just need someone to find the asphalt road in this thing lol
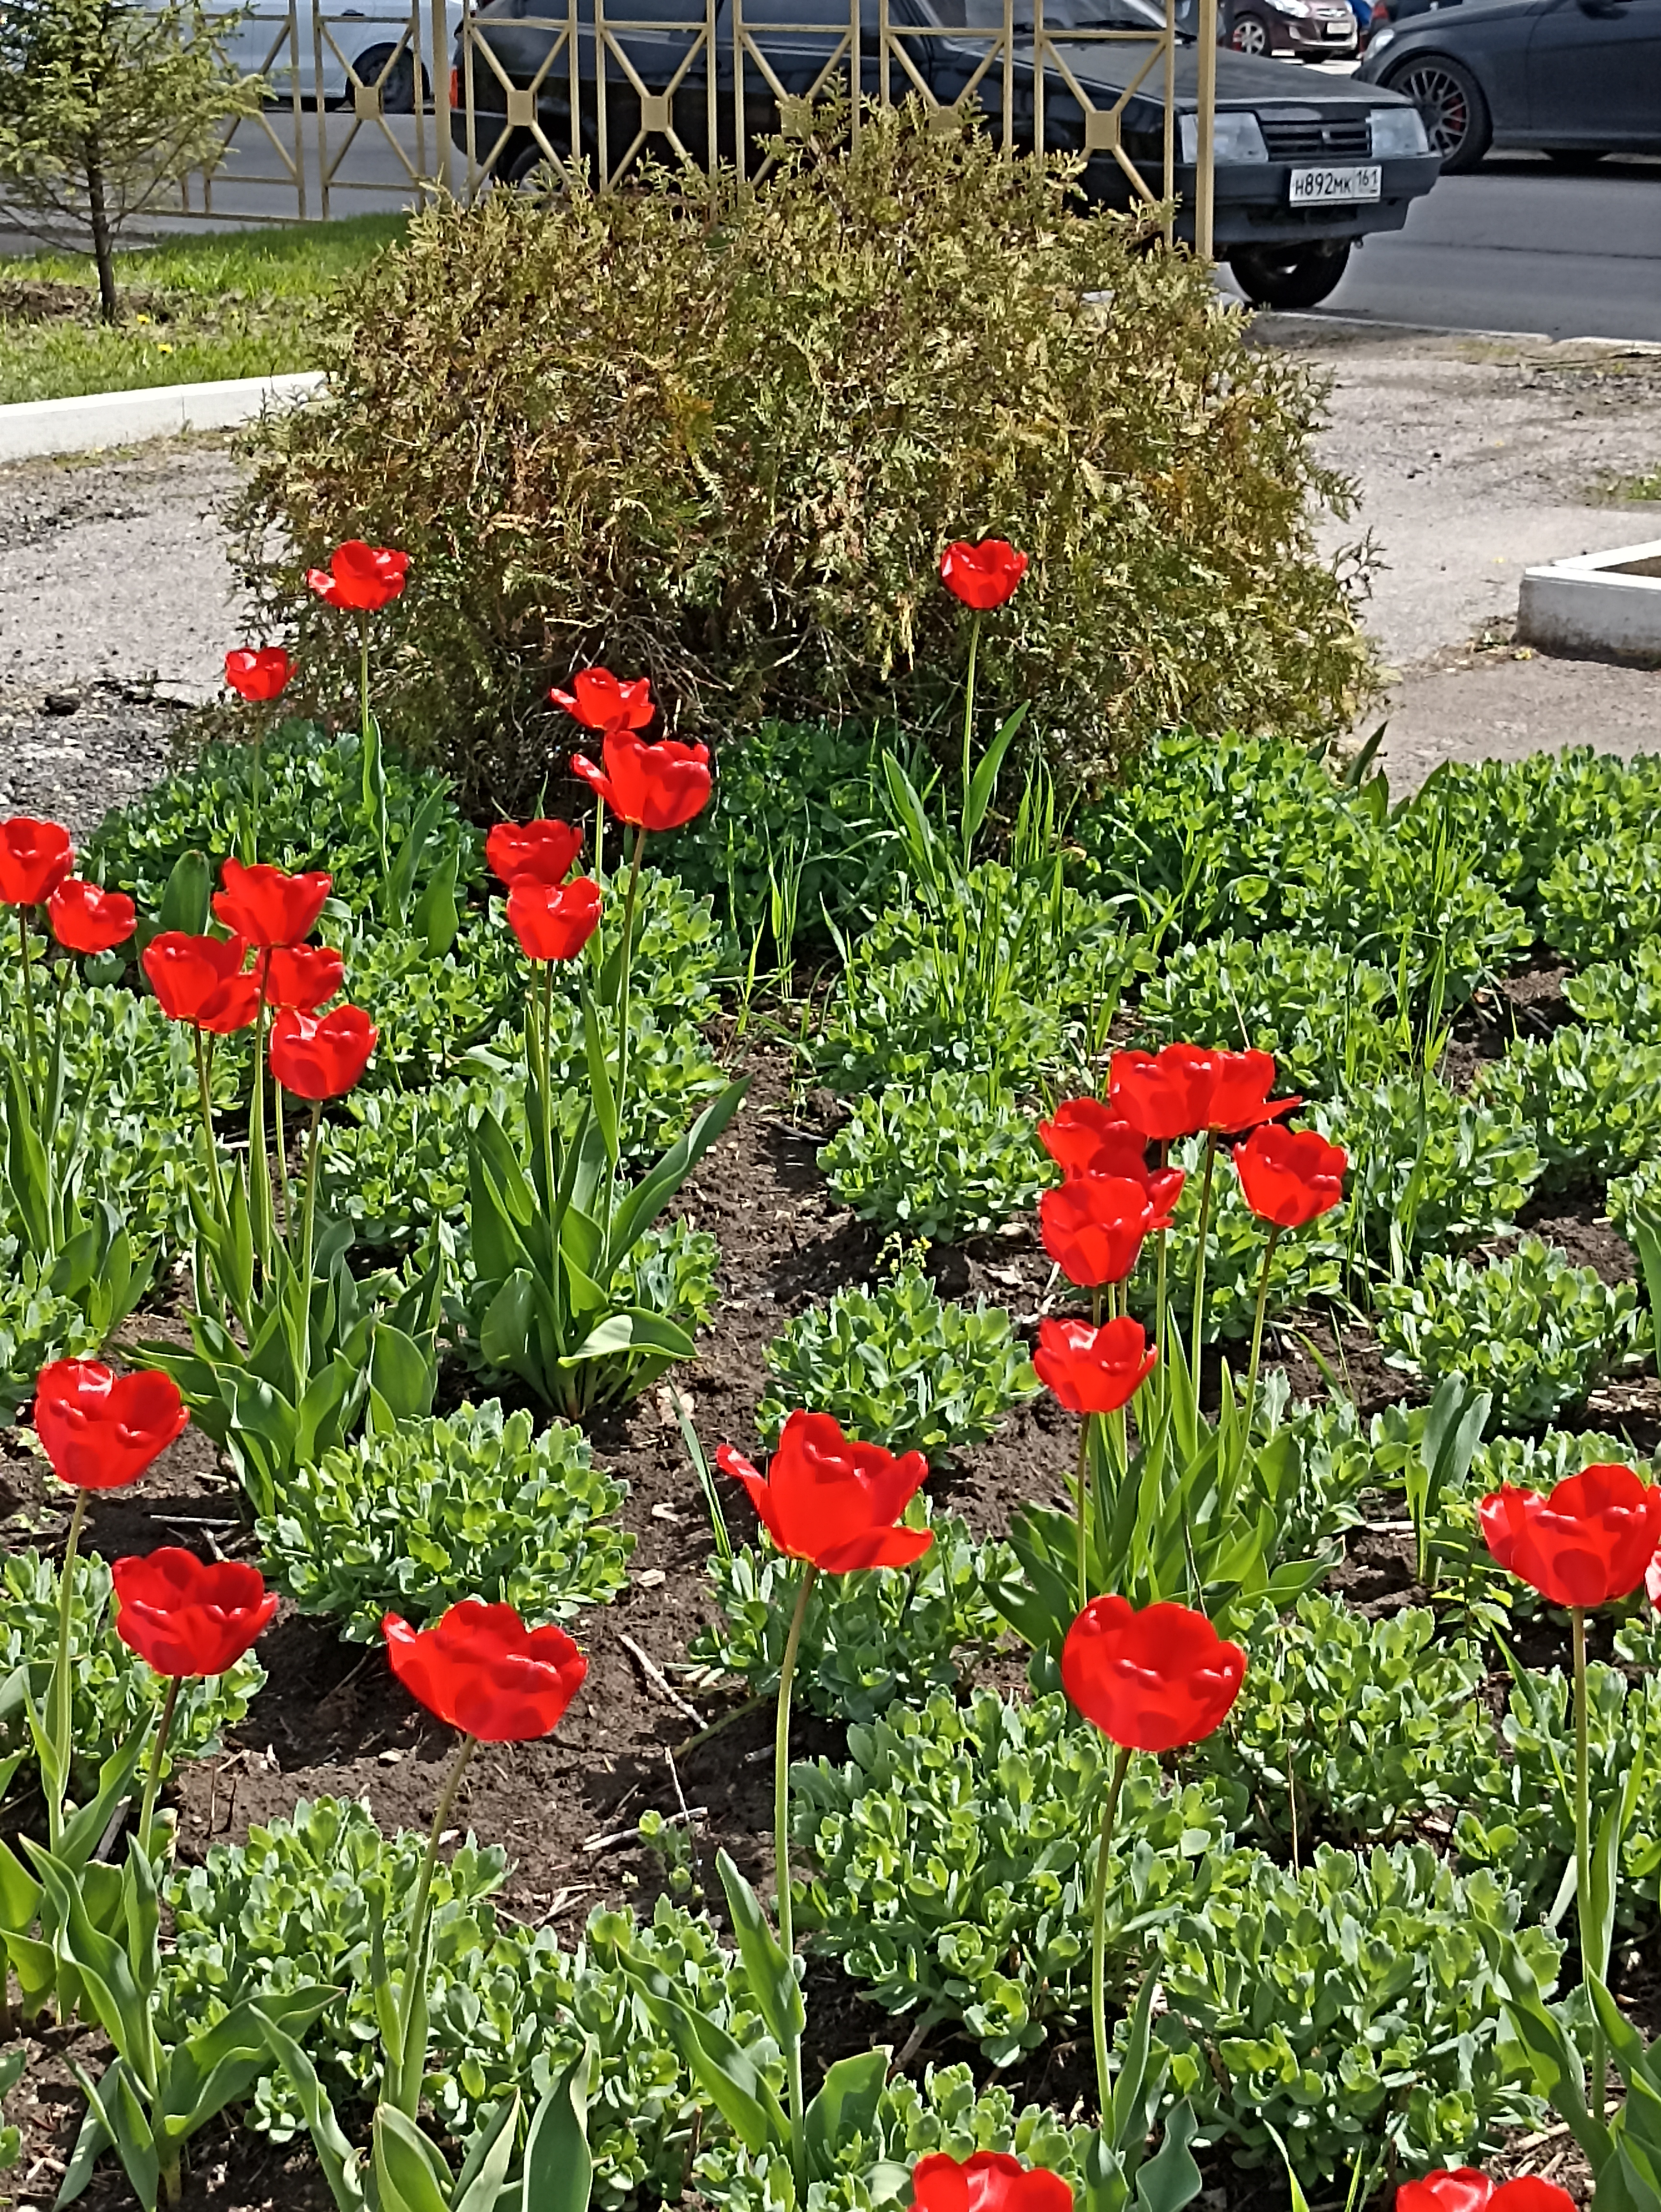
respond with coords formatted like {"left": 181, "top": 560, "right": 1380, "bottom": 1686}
{"left": 1218, "top": 152, "right": 1661, "bottom": 342}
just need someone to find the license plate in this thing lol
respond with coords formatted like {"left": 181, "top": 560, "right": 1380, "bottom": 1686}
{"left": 1289, "top": 163, "right": 1382, "bottom": 202}
{"left": 1324, "top": 19, "right": 1352, "bottom": 32}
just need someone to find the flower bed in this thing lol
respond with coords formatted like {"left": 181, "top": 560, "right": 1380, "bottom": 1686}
{"left": 2, "top": 521, "right": 1661, "bottom": 2212}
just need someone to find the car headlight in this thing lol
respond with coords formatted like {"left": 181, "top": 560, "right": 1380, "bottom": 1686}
{"left": 1180, "top": 111, "right": 1271, "bottom": 162}
{"left": 1366, "top": 22, "right": 1398, "bottom": 51}
{"left": 1369, "top": 100, "right": 1429, "bottom": 153}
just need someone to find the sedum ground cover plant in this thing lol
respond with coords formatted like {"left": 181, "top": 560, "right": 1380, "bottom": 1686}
{"left": 6, "top": 200, "right": 1661, "bottom": 2212}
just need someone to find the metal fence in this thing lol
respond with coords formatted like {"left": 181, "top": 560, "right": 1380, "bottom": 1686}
{"left": 51, "top": 0, "right": 1186, "bottom": 233}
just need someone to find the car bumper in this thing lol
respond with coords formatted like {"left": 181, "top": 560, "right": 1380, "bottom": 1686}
{"left": 1083, "top": 153, "right": 1439, "bottom": 241}
{"left": 1280, "top": 16, "right": 1361, "bottom": 53}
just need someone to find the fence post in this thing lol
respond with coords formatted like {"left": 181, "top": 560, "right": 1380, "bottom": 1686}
{"left": 1194, "top": 0, "right": 1217, "bottom": 257}
{"left": 431, "top": 0, "right": 454, "bottom": 191}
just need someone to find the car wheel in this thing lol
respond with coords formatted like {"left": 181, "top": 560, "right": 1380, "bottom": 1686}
{"left": 1229, "top": 10, "right": 1273, "bottom": 52}
{"left": 1383, "top": 53, "right": 1491, "bottom": 171}
{"left": 1227, "top": 239, "right": 1352, "bottom": 310}
{"left": 1543, "top": 147, "right": 1607, "bottom": 169}
{"left": 351, "top": 43, "right": 421, "bottom": 111}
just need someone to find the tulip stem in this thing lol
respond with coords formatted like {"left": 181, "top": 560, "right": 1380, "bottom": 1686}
{"left": 193, "top": 1029, "right": 228, "bottom": 1238}
{"left": 136, "top": 1674, "right": 182, "bottom": 1859}
{"left": 17, "top": 906, "right": 42, "bottom": 1110}
{"left": 1091, "top": 1742, "right": 1134, "bottom": 2126}
{"left": 398, "top": 1731, "right": 478, "bottom": 2113}
{"left": 273, "top": 1078, "right": 290, "bottom": 1247}
{"left": 775, "top": 1562, "right": 815, "bottom": 2190}
{"left": 1188, "top": 1135, "right": 1218, "bottom": 1394}
{"left": 48, "top": 1487, "right": 89, "bottom": 1844}
{"left": 298, "top": 1102, "right": 323, "bottom": 1393}
{"left": 1572, "top": 1607, "right": 1606, "bottom": 2125}
{"left": 1242, "top": 1226, "right": 1281, "bottom": 1446}
{"left": 613, "top": 828, "right": 646, "bottom": 1155}
{"left": 249, "top": 984, "right": 273, "bottom": 1286}
{"left": 960, "top": 610, "right": 982, "bottom": 871}
{"left": 1074, "top": 1415, "right": 1093, "bottom": 1613}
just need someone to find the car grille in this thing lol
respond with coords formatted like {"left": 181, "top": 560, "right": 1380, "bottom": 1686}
{"left": 1259, "top": 117, "right": 1373, "bottom": 161}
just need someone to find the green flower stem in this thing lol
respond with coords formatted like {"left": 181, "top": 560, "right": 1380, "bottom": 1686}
{"left": 192, "top": 1029, "right": 228, "bottom": 1235}
{"left": 614, "top": 827, "right": 647, "bottom": 1148}
{"left": 1090, "top": 1742, "right": 1134, "bottom": 2124}
{"left": 1074, "top": 1414, "right": 1093, "bottom": 1612}
{"left": 298, "top": 1103, "right": 323, "bottom": 1393}
{"left": 775, "top": 1562, "right": 816, "bottom": 2190}
{"left": 960, "top": 609, "right": 982, "bottom": 868}
{"left": 136, "top": 1674, "right": 182, "bottom": 1858}
{"left": 48, "top": 1487, "right": 90, "bottom": 1844}
{"left": 1154, "top": 1225, "right": 1169, "bottom": 1371}
{"left": 1573, "top": 1606, "right": 1606, "bottom": 2124}
{"left": 249, "top": 984, "right": 274, "bottom": 1283}
{"left": 529, "top": 966, "right": 569, "bottom": 1344}
{"left": 1188, "top": 1134, "right": 1218, "bottom": 1389}
{"left": 249, "top": 726, "right": 263, "bottom": 865}
{"left": 17, "top": 906, "right": 42, "bottom": 1109}
{"left": 1242, "top": 1224, "right": 1282, "bottom": 1441}
{"left": 397, "top": 1731, "right": 478, "bottom": 2113}
{"left": 273, "top": 1079, "right": 291, "bottom": 1247}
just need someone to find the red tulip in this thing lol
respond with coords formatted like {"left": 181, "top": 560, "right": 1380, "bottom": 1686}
{"left": 268, "top": 1005, "right": 377, "bottom": 1100}
{"left": 1110, "top": 1046, "right": 1298, "bottom": 1145}
{"left": 1397, "top": 2175, "right": 1575, "bottom": 2212}
{"left": 549, "top": 667, "right": 655, "bottom": 735}
{"left": 1037, "top": 1099, "right": 1185, "bottom": 1223}
{"left": 485, "top": 818, "right": 583, "bottom": 887}
{"left": 1480, "top": 1464, "right": 1661, "bottom": 1611}
{"left": 144, "top": 930, "right": 259, "bottom": 1033}
{"left": 1233, "top": 1124, "right": 1347, "bottom": 1229}
{"left": 0, "top": 817, "right": 74, "bottom": 907}
{"left": 32, "top": 1360, "right": 188, "bottom": 1492}
{"left": 262, "top": 943, "right": 344, "bottom": 1013}
{"left": 1034, "top": 1316, "right": 1157, "bottom": 1416}
{"left": 911, "top": 2152, "right": 1073, "bottom": 2212}
{"left": 383, "top": 1600, "right": 587, "bottom": 1743}
{"left": 572, "top": 729, "right": 712, "bottom": 834}
{"left": 1039, "top": 1175, "right": 1153, "bottom": 1289}
{"left": 507, "top": 876, "right": 602, "bottom": 963}
{"left": 1062, "top": 1594, "right": 1245, "bottom": 1753}
{"left": 48, "top": 878, "right": 135, "bottom": 955}
{"left": 716, "top": 1411, "right": 933, "bottom": 1574}
{"left": 304, "top": 541, "right": 410, "bottom": 612}
{"left": 224, "top": 647, "right": 296, "bottom": 703}
{"left": 939, "top": 539, "right": 1029, "bottom": 612}
{"left": 112, "top": 1549, "right": 277, "bottom": 1677}
{"left": 212, "top": 857, "right": 332, "bottom": 951}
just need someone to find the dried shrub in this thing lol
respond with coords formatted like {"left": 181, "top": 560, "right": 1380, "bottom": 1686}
{"left": 231, "top": 104, "right": 1373, "bottom": 811}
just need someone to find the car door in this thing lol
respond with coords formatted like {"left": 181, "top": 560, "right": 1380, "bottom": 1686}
{"left": 1526, "top": 0, "right": 1661, "bottom": 143}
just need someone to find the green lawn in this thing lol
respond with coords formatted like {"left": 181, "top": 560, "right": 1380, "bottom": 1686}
{"left": 0, "top": 214, "right": 406, "bottom": 405}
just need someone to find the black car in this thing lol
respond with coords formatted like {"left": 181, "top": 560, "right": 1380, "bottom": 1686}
{"left": 450, "top": 0, "right": 1440, "bottom": 306}
{"left": 1358, "top": 0, "right": 1661, "bottom": 168}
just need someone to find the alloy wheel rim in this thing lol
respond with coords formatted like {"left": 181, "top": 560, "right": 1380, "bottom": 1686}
{"left": 1398, "top": 62, "right": 1470, "bottom": 154}
{"left": 1233, "top": 16, "right": 1269, "bottom": 49}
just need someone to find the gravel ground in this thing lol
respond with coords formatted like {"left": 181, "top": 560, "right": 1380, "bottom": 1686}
{"left": 0, "top": 438, "right": 244, "bottom": 837}
{"left": 1262, "top": 315, "right": 1661, "bottom": 785}
{"left": 2, "top": 326, "right": 1660, "bottom": 834}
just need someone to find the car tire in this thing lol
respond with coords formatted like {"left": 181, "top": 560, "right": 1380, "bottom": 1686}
{"left": 1382, "top": 52, "right": 1491, "bottom": 171}
{"left": 1229, "top": 9, "right": 1273, "bottom": 52}
{"left": 1227, "top": 239, "right": 1352, "bottom": 309}
{"left": 353, "top": 42, "right": 421, "bottom": 112}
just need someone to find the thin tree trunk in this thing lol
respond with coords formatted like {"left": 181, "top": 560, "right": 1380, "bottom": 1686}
{"left": 84, "top": 141, "right": 119, "bottom": 323}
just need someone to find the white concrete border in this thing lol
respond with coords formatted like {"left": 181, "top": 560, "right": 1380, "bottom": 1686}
{"left": 0, "top": 369, "right": 324, "bottom": 464}
{"left": 1518, "top": 539, "right": 1661, "bottom": 668}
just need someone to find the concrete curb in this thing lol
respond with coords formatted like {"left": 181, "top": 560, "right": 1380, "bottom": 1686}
{"left": 0, "top": 369, "right": 325, "bottom": 464}
{"left": 1518, "top": 539, "right": 1661, "bottom": 668}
